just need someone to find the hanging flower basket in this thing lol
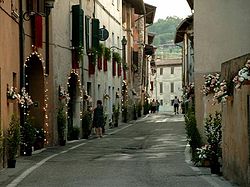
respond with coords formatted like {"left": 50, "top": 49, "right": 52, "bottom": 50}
{"left": 202, "top": 73, "right": 221, "bottom": 95}
{"left": 213, "top": 80, "right": 228, "bottom": 104}
{"left": 103, "top": 58, "right": 108, "bottom": 71}
{"left": 233, "top": 59, "right": 250, "bottom": 89}
{"left": 7, "top": 86, "right": 18, "bottom": 101}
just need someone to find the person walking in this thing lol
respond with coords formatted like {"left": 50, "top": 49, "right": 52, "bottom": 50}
{"left": 173, "top": 96, "right": 180, "bottom": 115}
{"left": 151, "top": 99, "right": 156, "bottom": 113}
{"left": 156, "top": 100, "right": 160, "bottom": 113}
{"left": 92, "top": 100, "right": 104, "bottom": 138}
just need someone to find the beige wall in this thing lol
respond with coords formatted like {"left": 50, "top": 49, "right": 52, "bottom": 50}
{"left": 221, "top": 54, "right": 250, "bottom": 186}
{"left": 194, "top": 1, "right": 250, "bottom": 183}
{"left": 194, "top": 0, "right": 250, "bottom": 138}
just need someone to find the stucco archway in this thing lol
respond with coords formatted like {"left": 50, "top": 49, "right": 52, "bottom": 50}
{"left": 25, "top": 49, "right": 46, "bottom": 150}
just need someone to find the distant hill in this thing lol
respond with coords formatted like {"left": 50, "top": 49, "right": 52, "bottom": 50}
{"left": 148, "top": 16, "right": 183, "bottom": 59}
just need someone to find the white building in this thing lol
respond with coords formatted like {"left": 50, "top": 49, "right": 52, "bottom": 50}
{"left": 150, "top": 59, "right": 182, "bottom": 112}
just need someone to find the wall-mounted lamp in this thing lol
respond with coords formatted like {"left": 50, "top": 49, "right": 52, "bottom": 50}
{"left": 45, "top": 0, "right": 55, "bottom": 9}
{"left": 121, "top": 36, "right": 127, "bottom": 46}
{"left": 23, "top": 0, "right": 55, "bottom": 21}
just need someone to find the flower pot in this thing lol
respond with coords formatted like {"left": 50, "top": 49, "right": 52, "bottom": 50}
{"left": 210, "top": 162, "right": 220, "bottom": 174}
{"left": 243, "top": 80, "right": 250, "bottom": 85}
{"left": 59, "top": 139, "right": 66, "bottom": 146}
{"left": 7, "top": 159, "right": 16, "bottom": 168}
{"left": 202, "top": 159, "right": 210, "bottom": 167}
{"left": 7, "top": 98, "right": 16, "bottom": 103}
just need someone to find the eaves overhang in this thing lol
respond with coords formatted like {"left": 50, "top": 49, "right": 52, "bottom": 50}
{"left": 123, "top": 0, "right": 145, "bottom": 15}
{"left": 187, "top": 0, "right": 193, "bottom": 10}
{"left": 174, "top": 15, "right": 193, "bottom": 44}
{"left": 145, "top": 3, "right": 156, "bottom": 24}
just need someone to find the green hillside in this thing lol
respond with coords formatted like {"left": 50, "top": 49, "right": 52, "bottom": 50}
{"left": 148, "top": 16, "right": 183, "bottom": 59}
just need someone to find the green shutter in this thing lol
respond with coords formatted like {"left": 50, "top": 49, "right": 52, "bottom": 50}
{"left": 72, "top": 5, "right": 84, "bottom": 48}
{"left": 92, "top": 18, "right": 100, "bottom": 49}
{"left": 85, "top": 16, "right": 90, "bottom": 50}
{"left": 79, "top": 9, "right": 84, "bottom": 47}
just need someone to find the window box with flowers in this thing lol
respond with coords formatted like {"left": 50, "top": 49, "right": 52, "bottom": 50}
{"left": 202, "top": 73, "right": 221, "bottom": 96}
{"left": 112, "top": 52, "right": 121, "bottom": 76}
{"left": 17, "top": 87, "right": 33, "bottom": 108}
{"left": 183, "top": 82, "right": 195, "bottom": 99}
{"left": 7, "top": 85, "right": 18, "bottom": 103}
{"left": 213, "top": 80, "right": 228, "bottom": 104}
{"left": 58, "top": 86, "right": 69, "bottom": 102}
{"left": 103, "top": 47, "right": 111, "bottom": 72}
{"left": 233, "top": 59, "right": 250, "bottom": 89}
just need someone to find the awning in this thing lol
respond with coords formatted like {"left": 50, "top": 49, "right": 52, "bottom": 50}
{"left": 145, "top": 3, "right": 156, "bottom": 24}
{"left": 174, "top": 15, "right": 193, "bottom": 43}
{"left": 123, "top": 0, "right": 145, "bottom": 15}
{"left": 186, "top": 0, "right": 193, "bottom": 10}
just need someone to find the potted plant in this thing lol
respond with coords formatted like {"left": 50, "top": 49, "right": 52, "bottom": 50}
{"left": 204, "top": 112, "right": 222, "bottom": 174}
{"left": 137, "top": 102, "right": 142, "bottom": 118}
{"left": 34, "top": 127, "right": 45, "bottom": 150}
{"left": 57, "top": 103, "right": 67, "bottom": 146}
{"left": 20, "top": 116, "right": 36, "bottom": 156}
{"left": 112, "top": 104, "right": 120, "bottom": 127}
{"left": 82, "top": 108, "right": 92, "bottom": 139}
{"left": 6, "top": 114, "right": 21, "bottom": 168}
{"left": 113, "top": 52, "right": 121, "bottom": 64}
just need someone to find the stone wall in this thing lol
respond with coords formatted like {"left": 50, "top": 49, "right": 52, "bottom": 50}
{"left": 221, "top": 54, "right": 250, "bottom": 186}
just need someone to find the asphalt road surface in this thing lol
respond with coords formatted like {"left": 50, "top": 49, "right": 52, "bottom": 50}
{"left": 2, "top": 112, "right": 234, "bottom": 187}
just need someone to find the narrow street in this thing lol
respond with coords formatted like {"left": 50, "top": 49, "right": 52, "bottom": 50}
{"left": 1, "top": 113, "right": 233, "bottom": 187}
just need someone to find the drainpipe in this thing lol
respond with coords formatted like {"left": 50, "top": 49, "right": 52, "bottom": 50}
{"left": 45, "top": 11, "right": 49, "bottom": 75}
{"left": 19, "top": 0, "right": 24, "bottom": 127}
{"left": 93, "top": 0, "right": 96, "bottom": 18}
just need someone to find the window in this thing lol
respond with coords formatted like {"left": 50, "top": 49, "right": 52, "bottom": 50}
{"left": 117, "top": 0, "right": 120, "bottom": 10}
{"left": 112, "top": 32, "right": 115, "bottom": 46}
{"left": 160, "top": 68, "right": 163, "bottom": 75}
{"left": 159, "top": 82, "right": 163, "bottom": 94}
{"left": 171, "top": 82, "right": 174, "bottom": 93}
{"left": 26, "top": 0, "right": 44, "bottom": 14}
{"left": 98, "top": 84, "right": 100, "bottom": 100}
{"left": 85, "top": 16, "right": 90, "bottom": 50}
{"left": 160, "top": 99, "right": 163, "bottom": 106}
{"left": 117, "top": 36, "right": 120, "bottom": 49}
{"left": 87, "top": 82, "right": 91, "bottom": 95}
{"left": 11, "top": 0, "right": 18, "bottom": 12}
{"left": 171, "top": 67, "right": 174, "bottom": 74}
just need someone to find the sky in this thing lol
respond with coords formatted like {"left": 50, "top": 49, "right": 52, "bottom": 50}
{"left": 144, "top": 0, "right": 192, "bottom": 21}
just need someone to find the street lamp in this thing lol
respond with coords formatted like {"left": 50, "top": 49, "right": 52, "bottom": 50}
{"left": 45, "top": 0, "right": 55, "bottom": 9}
{"left": 121, "top": 36, "right": 127, "bottom": 65}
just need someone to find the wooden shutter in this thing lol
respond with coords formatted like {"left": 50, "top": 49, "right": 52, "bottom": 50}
{"left": 72, "top": 5, "right": 84, "bottom": 47}
{"left": 92, "top": 18, "right": 100, "bottom": 49}
{"left": 85, "top": 16, "right": 90, "bottom": 50}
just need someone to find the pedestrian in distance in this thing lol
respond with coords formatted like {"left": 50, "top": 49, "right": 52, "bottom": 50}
{"left": 156, "top": 100, "right": 160, "bottom": 113}
{"left": 173, "top": 96, "right": 180, "bottom": 115}
{"left": 92, "top": 100, "right": 104, "bottom": 138}
{"left": 151, "top": 99, "right": 156, "bottom": 113}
